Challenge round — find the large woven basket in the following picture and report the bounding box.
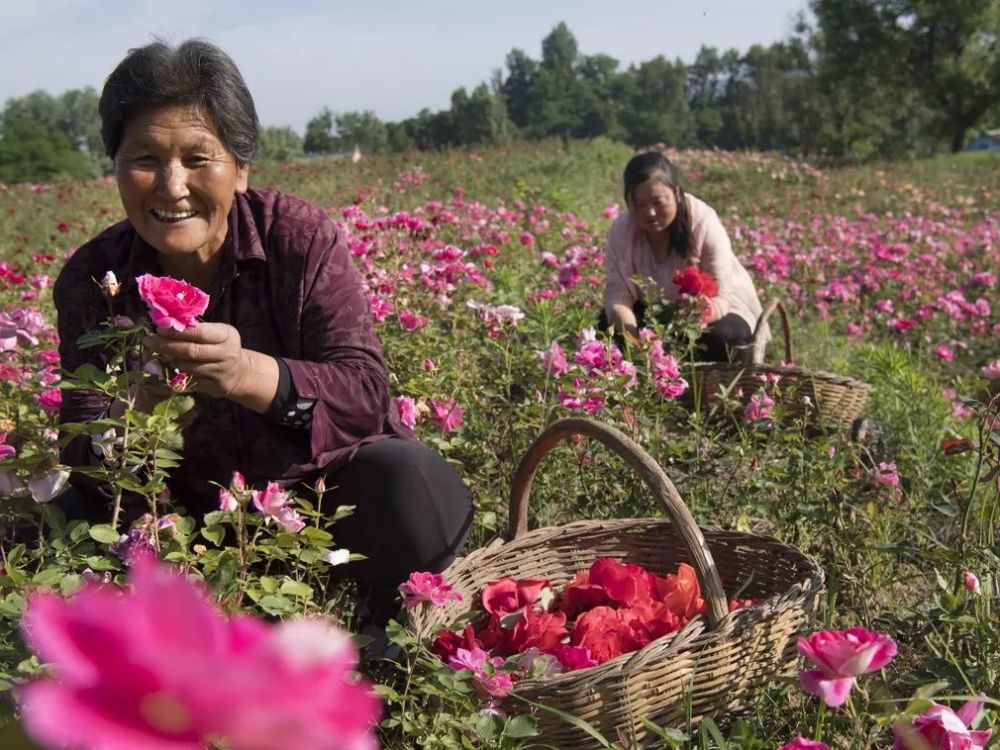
[690,299,870,429]
[411,418,825,748]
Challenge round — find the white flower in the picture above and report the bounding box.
[320,548,352,567]
[27,467,71,503]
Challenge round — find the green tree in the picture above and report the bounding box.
[450,84,513,146]
[0,88,105,182]
[500,48,540,130]
[258,126,303,162]
[303,107,336,154]
[533,22,583,141]
[901,0,1000,151]
[334,111,388,154]
[0,117,94,183]
[619,56,695,148]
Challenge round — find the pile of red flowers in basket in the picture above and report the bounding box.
[399,557,758,698]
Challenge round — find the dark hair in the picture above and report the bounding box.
[622,151,692,258]
[99,39,260,164]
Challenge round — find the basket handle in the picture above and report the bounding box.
[751,298,793,365]
[508,417,729,629]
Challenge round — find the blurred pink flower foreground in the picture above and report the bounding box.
[136,273,210,331]
[20,557,379,750]
[798,627,898,707]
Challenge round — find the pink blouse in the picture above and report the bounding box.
[603,193,766,334]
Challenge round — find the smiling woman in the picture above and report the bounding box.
[52,39,474,636]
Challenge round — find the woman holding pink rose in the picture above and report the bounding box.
[599,151,769,362]
[52,39,473,634]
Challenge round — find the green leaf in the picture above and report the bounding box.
[258,595,295,615]
[60,574,86,596]
[278,579,313,599]
[508,694,612,748]
[700,718,728,749]
[89,524,121,544]
[201,525,225,546]
[301,527,333,544]
[913,680,951,699]
[504,715,538,738]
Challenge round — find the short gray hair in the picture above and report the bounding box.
[99,39,260,164]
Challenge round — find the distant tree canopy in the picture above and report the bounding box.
[0,87,107,183]
[2,1,998,181]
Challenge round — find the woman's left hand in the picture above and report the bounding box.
[144,322,251,399]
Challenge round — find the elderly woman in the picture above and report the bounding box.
[600,151,767,362]
[53,39,473,627]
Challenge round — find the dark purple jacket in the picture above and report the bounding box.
[54,188,411,512]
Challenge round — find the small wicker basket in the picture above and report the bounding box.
[690,299,870,429]
[411,418,825,748]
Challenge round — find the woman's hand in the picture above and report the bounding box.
[144,323,279,412]
[145,323,249,398]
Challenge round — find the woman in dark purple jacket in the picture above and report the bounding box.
[53,39,473,630]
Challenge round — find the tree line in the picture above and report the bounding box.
[2,0,998,183]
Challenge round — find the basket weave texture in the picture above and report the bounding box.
[690,299,870,429]
[411,418,825,748]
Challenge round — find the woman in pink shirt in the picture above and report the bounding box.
[600,152,766,362]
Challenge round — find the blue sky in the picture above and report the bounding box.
[2,0,809,132]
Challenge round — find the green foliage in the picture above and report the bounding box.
[0,88,106,183]
[303,106,336,154]
[258,125,304,162]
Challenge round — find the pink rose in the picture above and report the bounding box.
[798,627,897,707]
[398,571,463,609]
[18,557,380,750]
[252,481,291,516]
[779,738,830,750]
[964,571,980,593]
[430,399,463,433]
[395,396,418,429]
[218,488,239,513]
[136,274,210,331]
[398,309,428,332]
[35,388,62,414]
[539,341,570,377]
[893,698,991,750]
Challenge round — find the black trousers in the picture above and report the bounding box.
[598,300,754,364]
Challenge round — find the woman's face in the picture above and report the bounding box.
[115,104,249,264]
[628,178,678,236]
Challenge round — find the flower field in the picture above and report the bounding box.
[0,138,998,748]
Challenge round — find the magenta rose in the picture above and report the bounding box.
[136,274,210,331]
[893,698,991,750]
[798,627,897,707]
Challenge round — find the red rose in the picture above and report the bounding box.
[588,558,657,608]
[672,266,719,298]
[625,600,685,641]
[655,563,705,621]
[431,624,481,661]
[478,608,568,656]
[571,606,643,664]
[558,570,610,617]
[482,577,550,615]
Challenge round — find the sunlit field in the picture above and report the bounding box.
[1,139,998,748]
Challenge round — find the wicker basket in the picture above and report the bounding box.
[411,418,825,748]
[690,299,871,430]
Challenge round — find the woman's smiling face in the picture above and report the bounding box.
[627,177,678,236]
[115,104,249,264]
